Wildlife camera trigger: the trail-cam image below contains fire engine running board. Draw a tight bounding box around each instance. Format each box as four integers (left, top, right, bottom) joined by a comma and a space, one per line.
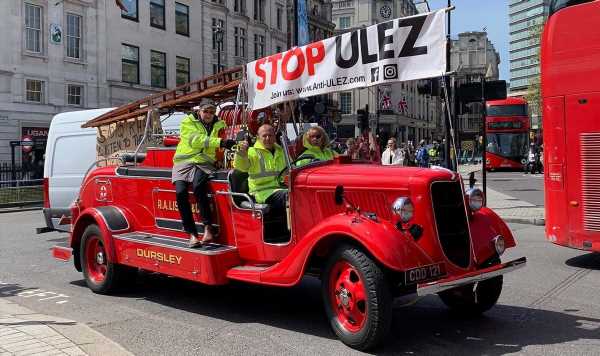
113, 232, 237, 255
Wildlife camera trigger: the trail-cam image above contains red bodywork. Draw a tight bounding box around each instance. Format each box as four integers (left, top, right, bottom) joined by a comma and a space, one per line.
541, 0, 600, 251
56, 143, 517, 289
485, 98, 529, 171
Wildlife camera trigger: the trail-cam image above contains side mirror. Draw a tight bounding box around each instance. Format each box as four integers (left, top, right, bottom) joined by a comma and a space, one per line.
334, 185, 345, 205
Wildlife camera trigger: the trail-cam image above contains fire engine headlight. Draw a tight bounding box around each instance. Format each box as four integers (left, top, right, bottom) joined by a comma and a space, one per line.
493, 235, 506, 256
521, 158, 527, 165
466, 188, 484, 212
392, 197, 414, 223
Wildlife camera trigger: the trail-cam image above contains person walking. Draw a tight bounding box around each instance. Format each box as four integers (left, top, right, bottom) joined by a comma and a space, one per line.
381, 139, 404, 165
416, 139, 430, 168
172, 103, 236, 247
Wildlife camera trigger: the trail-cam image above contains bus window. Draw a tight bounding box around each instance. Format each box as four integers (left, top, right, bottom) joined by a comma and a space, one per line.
486, 105, 528, 117
550, 0, 592, 16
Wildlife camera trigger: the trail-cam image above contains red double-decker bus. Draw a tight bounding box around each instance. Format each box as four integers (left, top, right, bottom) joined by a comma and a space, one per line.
542, 0, 600, 251
485, 98, 530, 171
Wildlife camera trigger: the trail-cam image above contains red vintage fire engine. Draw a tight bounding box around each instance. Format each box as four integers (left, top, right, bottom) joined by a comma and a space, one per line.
52, 67, 525, 350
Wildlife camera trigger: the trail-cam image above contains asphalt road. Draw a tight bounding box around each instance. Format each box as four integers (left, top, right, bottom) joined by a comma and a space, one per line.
2, 210, 600, 355
479, 171, 544, 207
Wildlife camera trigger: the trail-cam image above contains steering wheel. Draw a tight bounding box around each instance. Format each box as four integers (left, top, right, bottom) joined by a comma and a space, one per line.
277, 156, 321, 186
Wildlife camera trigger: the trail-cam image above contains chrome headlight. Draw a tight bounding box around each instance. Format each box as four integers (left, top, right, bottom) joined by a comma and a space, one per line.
492, 235, 506, 256
466, 188, 484, 211
392, 197, 414, 223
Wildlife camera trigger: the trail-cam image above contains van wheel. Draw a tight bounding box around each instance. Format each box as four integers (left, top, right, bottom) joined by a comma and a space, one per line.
438, 258, 503, 315
80, 224, 135, 294
322, 246, 392, 351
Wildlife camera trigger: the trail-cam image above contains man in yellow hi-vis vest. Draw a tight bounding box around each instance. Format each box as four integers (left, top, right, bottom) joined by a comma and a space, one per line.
234, 124, 288, 215
172, 103, 235, 247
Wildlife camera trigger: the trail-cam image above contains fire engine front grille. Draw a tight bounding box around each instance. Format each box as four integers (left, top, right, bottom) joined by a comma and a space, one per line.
581, 133, 600, 232
430, 181, 471, 268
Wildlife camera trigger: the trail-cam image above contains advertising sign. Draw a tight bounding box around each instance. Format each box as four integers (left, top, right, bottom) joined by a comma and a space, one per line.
246, 10, 446, 110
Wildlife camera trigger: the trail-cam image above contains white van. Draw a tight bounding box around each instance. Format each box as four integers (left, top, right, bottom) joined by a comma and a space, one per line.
41, 109, 183, 233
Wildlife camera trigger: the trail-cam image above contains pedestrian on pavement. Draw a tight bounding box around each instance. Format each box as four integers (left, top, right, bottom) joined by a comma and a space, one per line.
296, 126, 336, 167
234, 124, 288, 217
344, 138, 360, 159
416, 139, 430, 168
172, 103, 236, 247
381, 138, 404, 165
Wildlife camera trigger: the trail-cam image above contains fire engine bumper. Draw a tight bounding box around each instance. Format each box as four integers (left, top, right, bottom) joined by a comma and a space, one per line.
417, 256, 527, 296
52, 243, 72, 261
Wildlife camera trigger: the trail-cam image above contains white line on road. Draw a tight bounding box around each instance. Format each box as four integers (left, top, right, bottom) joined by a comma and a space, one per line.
0, 281, 69, 304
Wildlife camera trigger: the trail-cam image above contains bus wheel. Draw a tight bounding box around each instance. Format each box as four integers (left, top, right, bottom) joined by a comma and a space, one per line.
80, 224, 135, 294
438, 258, 503, 315
322, 246, 392, 351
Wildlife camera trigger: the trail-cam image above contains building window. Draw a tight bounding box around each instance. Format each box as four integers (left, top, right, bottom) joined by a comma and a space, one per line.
26, 79, 44, 103
151, 50, 166, 88
340, 92, 352, 114
212, 18, 225, 50
25, 3, 42, 53
175, 3, 189, 36
213, 63, 225, 75
66, 14, 81, 59
254, 34, 265, 59
276, 5, 283, 30
234, 0, 246, 14
150, 0, 165, 29
339, 16, 351, 29
254, 0, 265, 23
234, 27, 246, 57
67, 84, 83, 106
121, 0, 138, 21
176, 56, 190, 86
121, 44, 139, 84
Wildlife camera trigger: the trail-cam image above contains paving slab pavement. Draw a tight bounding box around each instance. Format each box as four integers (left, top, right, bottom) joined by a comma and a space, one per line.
0, 299, 131, 356
459, 164, 545, 226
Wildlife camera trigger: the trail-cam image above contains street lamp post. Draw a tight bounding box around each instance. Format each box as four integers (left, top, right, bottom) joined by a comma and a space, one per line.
215, 24, 224, 74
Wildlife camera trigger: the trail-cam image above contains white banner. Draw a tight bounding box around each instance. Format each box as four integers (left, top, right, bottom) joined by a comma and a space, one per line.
246, 10, 446, 110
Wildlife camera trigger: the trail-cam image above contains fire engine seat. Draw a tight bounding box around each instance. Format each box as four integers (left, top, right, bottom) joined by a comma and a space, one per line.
227, 169, 270, 214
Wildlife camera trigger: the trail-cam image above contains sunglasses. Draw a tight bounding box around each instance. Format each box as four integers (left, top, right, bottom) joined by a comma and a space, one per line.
309, 134, 322, 139
202, 110, 215, 114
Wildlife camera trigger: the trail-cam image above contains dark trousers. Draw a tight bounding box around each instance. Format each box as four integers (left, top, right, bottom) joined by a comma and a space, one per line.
265, 190, 288, 217
174, 170, 212, 236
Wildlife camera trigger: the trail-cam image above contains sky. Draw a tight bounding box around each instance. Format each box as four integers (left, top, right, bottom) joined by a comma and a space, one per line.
426, 0, 510, 81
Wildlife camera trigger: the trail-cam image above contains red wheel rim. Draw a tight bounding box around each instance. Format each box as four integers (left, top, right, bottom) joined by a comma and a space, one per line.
329, 260, 367, 333
85, 235, 107, 284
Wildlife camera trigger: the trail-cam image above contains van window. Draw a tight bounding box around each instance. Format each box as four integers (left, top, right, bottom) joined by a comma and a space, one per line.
51, 134, 96, 176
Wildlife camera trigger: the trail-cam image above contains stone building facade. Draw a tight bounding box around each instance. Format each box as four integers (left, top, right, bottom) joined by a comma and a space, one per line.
0, 0, 288, 164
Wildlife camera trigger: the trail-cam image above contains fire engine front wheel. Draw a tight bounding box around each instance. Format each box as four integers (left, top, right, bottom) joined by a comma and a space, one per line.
322, 246, 392, 351
80, 224, 135, 294
438, 258, 503, 315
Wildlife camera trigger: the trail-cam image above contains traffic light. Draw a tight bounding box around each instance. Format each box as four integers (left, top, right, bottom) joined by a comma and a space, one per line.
416, 78, 441, 96
357, 109, 369, 130
457, 80, 507, 103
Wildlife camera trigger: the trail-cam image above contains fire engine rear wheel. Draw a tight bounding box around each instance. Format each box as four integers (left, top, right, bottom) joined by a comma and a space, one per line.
438, 258, 503, 315
322, 245, 392, 351
80, 224, 135, 294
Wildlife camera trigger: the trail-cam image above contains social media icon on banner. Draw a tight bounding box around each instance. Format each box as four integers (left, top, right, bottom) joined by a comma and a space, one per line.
371, 67, 380, 82
383, 64, 398, 80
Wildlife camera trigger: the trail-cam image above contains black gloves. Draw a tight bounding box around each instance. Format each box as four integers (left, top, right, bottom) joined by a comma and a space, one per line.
220, 139, 236, 149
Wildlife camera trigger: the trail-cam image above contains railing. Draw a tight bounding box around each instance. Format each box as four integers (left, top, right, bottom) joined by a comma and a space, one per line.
0, 179, 43, 208
0, 162, 41, 183
332, 0, 354, 10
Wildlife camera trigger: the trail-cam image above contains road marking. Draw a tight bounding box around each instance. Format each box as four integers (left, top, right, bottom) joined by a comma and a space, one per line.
0, 281, 69, 304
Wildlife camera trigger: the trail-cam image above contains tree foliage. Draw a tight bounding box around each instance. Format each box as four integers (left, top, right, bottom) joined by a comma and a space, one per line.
524, 22, 545, 127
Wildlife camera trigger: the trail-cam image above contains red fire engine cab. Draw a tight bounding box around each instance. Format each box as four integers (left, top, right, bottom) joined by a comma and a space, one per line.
52, 68, 525, 350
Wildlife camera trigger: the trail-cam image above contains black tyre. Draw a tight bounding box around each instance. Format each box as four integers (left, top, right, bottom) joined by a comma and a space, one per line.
80, 224, 136, 294
438, 258, 503, 315
321, 245, 392, 351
